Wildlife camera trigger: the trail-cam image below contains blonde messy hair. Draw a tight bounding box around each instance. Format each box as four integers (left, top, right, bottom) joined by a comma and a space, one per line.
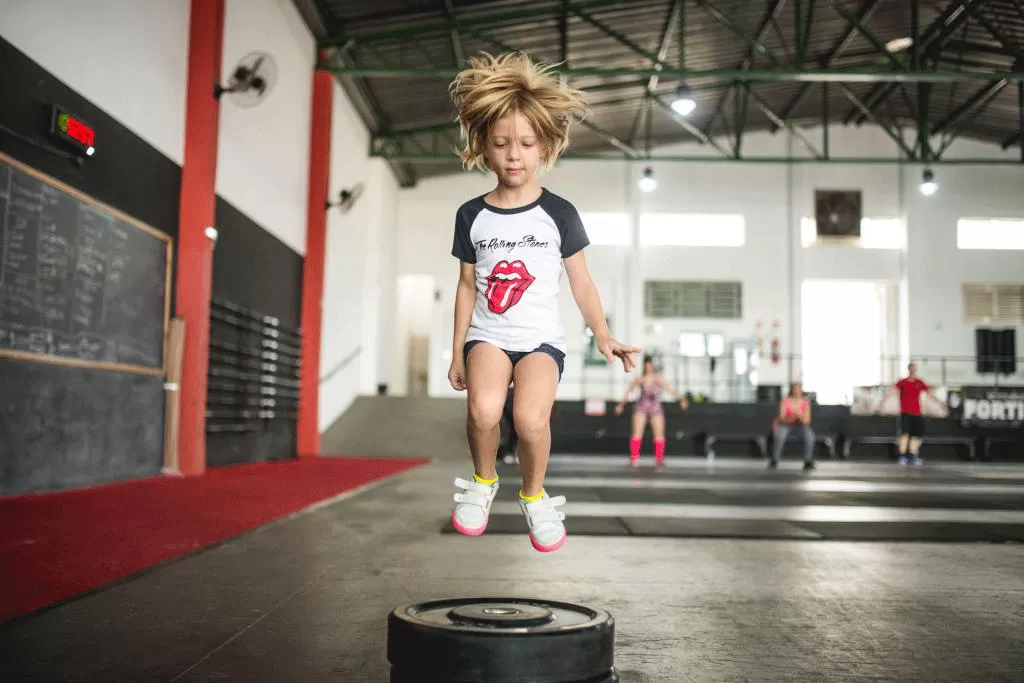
449, 52, 590, 172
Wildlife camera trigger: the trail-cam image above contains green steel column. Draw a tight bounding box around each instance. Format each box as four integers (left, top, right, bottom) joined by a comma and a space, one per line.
735, 83, 749, 158
1019, 80, 1024, 163
678, 0, 685, 68
918, 82, 932, 162
823, 82, 830, 159
911, 0, 920, 70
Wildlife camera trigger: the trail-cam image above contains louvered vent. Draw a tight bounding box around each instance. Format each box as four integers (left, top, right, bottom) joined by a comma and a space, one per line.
645, 281, 742, 319
964, 284, 1024, 324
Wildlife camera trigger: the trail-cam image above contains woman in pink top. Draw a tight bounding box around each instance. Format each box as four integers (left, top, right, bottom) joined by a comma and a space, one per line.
615, 356, 688, 468
771, 381, 815, 470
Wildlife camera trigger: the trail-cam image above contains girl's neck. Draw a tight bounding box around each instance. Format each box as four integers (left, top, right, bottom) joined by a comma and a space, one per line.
486, 182, 542, 209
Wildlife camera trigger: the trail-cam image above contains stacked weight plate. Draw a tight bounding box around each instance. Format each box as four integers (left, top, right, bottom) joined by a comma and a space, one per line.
388, 597, 618, 682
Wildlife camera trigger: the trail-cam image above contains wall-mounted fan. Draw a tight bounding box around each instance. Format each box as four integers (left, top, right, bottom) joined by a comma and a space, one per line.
326, 183, 365, 213
215, 51, 277, 108
814, 189, 862, 240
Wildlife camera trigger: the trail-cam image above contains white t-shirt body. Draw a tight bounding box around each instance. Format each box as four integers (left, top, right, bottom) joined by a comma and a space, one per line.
451, 188, 590, 354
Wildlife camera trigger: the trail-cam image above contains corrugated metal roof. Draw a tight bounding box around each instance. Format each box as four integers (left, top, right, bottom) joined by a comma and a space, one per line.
307, 0, 1024, 182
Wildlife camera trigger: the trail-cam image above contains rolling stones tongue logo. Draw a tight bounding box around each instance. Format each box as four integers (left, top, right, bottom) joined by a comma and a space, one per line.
485, 260, 535, 314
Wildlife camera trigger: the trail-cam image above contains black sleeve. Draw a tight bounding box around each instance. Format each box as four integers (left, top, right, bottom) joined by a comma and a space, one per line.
451, 205, 477, 263
548, 198, 590, 258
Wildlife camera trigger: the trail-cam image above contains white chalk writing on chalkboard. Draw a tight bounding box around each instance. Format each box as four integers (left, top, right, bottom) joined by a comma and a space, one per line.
0, 155, 169, 371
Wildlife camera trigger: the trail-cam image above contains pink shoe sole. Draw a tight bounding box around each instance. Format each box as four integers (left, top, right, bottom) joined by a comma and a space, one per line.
451, 512, 487, 536
529, 531, 567, 552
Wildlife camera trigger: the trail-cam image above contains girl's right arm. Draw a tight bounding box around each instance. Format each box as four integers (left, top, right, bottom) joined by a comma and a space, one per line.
614, 378, 641, 414
452, 263, 476, 352
448, 262, 477, 390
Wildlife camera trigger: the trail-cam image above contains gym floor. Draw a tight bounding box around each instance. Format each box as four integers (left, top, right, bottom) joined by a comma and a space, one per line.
2, 422, 1023, 682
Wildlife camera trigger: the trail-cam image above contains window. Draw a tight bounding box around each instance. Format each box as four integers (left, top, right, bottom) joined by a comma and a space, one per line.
639, 213, 745, 247
963, 284, 1024, 324
957, 218, 1024, 250
801, 217, 905, 249
645, 281, 742, 319
579, 212, 629, 246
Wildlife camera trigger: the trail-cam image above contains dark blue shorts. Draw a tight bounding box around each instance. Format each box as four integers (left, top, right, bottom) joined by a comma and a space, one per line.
463, 340, 565, 380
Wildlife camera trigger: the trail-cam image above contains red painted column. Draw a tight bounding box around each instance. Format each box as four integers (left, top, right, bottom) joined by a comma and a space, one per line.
296, 54, 334, 457
175, 0, 225, 476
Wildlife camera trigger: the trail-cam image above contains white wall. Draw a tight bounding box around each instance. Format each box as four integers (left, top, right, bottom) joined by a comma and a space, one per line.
394, 125, 1024, 400
0, 0, 189, 164
217, 0, 313, 255
317, 76, 401, 430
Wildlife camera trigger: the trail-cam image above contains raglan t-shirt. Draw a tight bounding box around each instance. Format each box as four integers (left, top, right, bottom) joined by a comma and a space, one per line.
451, 188, 590, 354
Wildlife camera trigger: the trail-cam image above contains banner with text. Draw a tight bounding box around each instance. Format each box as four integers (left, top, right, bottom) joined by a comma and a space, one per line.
947, 386, 1024, 427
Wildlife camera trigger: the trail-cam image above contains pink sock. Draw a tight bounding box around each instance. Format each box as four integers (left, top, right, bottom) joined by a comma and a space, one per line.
654, 438, 666, 463
629, 437, 641, 461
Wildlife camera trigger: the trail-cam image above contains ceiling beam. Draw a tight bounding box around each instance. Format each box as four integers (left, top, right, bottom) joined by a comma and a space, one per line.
651, 96, 732, 156
837, 83, 916, 157
442, 0, 465, 67
846, 0, 982, 126
963, 2, 1024, 65
293, 0, 417, 186
776, 0, 884, 127
578, 119, 641, 157
826, 0, 907, 71
322, 63, 1024, 83
746, 86, 823, 158
321, 0, 634, 46
701, 0, 787, 139
933, 80, 1009, 137
646, 0, 684, 93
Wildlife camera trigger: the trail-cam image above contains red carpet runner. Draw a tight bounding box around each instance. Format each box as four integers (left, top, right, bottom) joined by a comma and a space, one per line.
0, 457, 426, 622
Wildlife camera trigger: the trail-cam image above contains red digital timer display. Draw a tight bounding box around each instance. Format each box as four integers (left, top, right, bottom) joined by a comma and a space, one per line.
51, 106, 96, 156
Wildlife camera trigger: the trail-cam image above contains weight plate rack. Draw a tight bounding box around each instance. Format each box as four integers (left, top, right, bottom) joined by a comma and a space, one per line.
206, 298, 301, 434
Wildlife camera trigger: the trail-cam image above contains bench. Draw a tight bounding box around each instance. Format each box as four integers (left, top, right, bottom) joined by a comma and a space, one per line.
703, 433, 767, 459
769, 432, 838, 460
983, 436, 1024, 462
843, 435, 976, 461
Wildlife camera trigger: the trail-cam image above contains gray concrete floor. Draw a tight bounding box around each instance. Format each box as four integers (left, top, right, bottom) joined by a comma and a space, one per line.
2, 453, 1024, 682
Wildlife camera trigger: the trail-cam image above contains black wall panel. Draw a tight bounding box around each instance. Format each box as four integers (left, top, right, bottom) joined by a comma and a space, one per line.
207, 197, 303, 467
0, 37, 179, 494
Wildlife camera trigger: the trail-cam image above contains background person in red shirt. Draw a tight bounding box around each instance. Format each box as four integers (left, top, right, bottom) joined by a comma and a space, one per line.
876, 362, 948, 465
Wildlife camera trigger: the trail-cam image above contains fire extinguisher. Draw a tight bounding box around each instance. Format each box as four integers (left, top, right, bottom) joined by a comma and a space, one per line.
770, 321, 781, 365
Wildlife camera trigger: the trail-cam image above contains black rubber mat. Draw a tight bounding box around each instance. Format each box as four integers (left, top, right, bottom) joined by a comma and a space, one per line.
441, 514, 631, 536
491, 487, 602, 503
795, 522, 1024, 542
442, 516, 1024, 542
622, 517, 822, 539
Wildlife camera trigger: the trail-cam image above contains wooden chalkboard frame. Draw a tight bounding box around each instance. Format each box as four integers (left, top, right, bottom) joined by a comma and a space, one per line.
0, 151, 173, 377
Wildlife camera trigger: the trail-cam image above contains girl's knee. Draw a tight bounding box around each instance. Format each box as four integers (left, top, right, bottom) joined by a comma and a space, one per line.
513, 407, 550, 439
468, 396, 504, 429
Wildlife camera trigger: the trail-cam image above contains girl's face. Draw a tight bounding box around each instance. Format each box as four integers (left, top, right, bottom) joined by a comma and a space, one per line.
643, 360, 655, 375
792, 383, 803, 397
485, 112, 545, 189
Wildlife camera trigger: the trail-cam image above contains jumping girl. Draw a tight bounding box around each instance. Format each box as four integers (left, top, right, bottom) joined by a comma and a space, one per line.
446, 53, 640, 552
615, 355, 688, 468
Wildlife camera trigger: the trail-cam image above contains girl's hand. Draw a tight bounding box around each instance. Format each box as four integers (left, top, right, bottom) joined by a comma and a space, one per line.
598, 337, 642, 372
614, 402, 625, 415
448, 358, 467, 391
679, 399, 689, 410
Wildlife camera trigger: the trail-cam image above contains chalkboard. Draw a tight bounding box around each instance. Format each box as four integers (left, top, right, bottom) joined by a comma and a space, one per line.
0, 152, 172, 375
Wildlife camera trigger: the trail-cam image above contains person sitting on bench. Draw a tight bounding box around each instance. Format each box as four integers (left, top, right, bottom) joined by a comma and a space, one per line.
770, 381, 815, 471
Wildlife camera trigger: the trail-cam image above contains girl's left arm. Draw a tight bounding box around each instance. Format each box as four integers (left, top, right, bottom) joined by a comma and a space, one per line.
656, 375, 688, 408
564, 250, 641, 373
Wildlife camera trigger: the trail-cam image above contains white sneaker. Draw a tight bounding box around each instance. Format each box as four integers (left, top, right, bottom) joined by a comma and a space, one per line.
518, 492, 567, 552
451, 477, 498, 536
